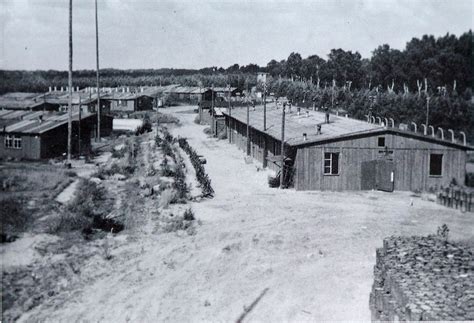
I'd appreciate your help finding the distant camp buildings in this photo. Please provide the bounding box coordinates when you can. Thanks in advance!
[0,84,242,160]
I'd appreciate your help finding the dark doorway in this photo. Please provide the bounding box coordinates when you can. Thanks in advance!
[361,160,395,192]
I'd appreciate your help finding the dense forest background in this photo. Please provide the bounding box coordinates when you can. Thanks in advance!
[1,31,473,140]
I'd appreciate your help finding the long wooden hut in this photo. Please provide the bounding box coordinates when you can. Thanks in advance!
[223,105,472,191]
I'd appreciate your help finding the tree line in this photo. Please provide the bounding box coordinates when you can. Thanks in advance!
[0,31,472,141]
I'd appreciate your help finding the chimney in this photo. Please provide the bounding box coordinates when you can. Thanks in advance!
[127,87,130,92]
[76,86,79,92]
[61,86,64,92]
[48,86,52,92]
[54,86,57,91]
[303,133,307,141]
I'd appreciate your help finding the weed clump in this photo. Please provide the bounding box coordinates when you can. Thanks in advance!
[0,197,30,242]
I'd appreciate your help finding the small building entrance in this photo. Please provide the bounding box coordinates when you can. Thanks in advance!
[361,160,395,192]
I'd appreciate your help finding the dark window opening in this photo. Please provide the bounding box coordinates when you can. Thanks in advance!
[429,154,443,176]
[378,137,385,147]
[324,152,339,175]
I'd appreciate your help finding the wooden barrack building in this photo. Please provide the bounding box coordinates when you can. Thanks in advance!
[223,105,472,191]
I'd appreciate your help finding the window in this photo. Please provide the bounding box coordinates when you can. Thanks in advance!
[378,137,385,147]
[324,152,339,175]
[5,135,22,149]
[429,154,443,176]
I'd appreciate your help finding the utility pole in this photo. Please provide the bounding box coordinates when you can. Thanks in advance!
[95,0,101,142]
[67,0,73,164]
[246,96,250,156]
[263,81,267,131]
[78,94,81,156]
[263,80,268,168]
[279,104,286,189]
[228,83,232,143]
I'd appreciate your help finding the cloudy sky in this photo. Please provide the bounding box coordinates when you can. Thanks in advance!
[1,0,472,70]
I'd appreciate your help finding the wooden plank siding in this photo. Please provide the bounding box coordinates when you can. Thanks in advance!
[226,116,283,172]
[294,134,467,191]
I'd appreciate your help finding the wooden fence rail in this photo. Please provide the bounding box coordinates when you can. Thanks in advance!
[436,186,473,212]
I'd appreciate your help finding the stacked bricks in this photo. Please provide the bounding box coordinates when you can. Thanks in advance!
[370,236,474,321]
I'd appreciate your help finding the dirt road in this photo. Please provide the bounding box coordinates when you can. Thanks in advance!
[19,106,474,322]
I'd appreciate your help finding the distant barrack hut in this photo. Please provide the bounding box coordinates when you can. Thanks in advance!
[0,110,112,160]
[223,105,472,191]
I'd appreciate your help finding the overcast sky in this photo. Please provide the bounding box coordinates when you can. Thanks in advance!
[1,0,472,71]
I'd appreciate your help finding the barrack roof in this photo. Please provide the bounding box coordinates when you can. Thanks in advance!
[223,105,472,150]
[0,110,94,135]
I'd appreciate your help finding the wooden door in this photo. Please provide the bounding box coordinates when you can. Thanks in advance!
[361,160,395,192]
[375,160,395,192]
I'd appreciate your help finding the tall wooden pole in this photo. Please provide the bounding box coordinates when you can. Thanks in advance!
[279,105,286,188]
[246,98,250,156]
[263,81,267,168]
[78,94,81,155]
[67,0,73,163]
[263,82,267,131]
[228,84,232,143]
[95,0,101,141]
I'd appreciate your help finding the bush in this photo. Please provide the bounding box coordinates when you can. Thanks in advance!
[194,115,201,124]
[47,212,92,234]
[65,171,77,177]
[183,208,195,221]
[268,173,280,188]
[177,137,214,198]
[162,216,192,233]
[172,157,189,202]
[135,118,153,136]
[68,180,111,219]
[0,197,30,242]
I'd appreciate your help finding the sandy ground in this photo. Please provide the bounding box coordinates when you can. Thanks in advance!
[14,106,474,322]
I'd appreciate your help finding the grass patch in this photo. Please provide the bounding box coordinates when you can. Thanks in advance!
[0,197,31,242]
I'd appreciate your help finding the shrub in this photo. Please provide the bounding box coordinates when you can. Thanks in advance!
[111,147,126,159]
[437,224,449,241]
[0,197,30,242]
[65,170,77,177]
[194,115,201,124]
[172,157,189,202]
[68,180,110,218]
[135,118,153,136]
[268,173,280,188]
[46,212,92,234]
[162,216,191,233]
[177,137,214,198]
[183,208,195,221]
